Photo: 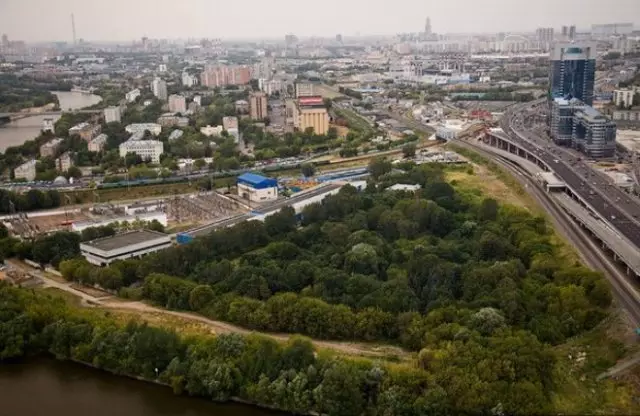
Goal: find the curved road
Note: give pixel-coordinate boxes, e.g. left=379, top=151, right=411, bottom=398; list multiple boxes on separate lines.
left=501, top=101, right=640, bottom=249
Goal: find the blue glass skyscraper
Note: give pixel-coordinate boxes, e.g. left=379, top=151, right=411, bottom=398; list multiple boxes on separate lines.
left=549, top=42, right=596, bottom=105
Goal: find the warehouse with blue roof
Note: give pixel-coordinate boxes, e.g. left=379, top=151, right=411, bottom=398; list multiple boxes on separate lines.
left=237, top=172, right=278, bottom=202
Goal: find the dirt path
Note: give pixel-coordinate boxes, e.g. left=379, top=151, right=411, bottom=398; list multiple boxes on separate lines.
left=14, top=261, right=408, bottom=360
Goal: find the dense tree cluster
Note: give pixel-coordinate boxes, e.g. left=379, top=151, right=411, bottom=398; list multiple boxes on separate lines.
left=0, top=74, right=71, bottom=112
left=59, top=164, right=610, bottom=355
left=0, top=188, right=61, bottom=213
left=0, top=283, right=557, bottom=414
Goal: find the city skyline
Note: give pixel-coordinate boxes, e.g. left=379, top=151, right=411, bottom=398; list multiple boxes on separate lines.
left=1, top=0, right=639, bottom=42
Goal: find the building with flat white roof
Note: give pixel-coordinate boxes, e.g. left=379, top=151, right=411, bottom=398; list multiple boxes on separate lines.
left=200, top=125, right=224, bottom=137
left=119, top=140, right=164, bottom=163
left=126, top=88, right=141, bottom=103
left=125, top=123, right=162, bottom=136
left=168, top=130, right=184, bottom=141
left=14, top=159, right=37, bottom=181
left=80, top=230, right=172, bottom=266
left=104, top=106, right=121, bottom=123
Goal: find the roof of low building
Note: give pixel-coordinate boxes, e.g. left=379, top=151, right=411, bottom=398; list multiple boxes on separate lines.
left=237, top=172, right=277, bottom=188
left=81, top=230, right=168, bottom=252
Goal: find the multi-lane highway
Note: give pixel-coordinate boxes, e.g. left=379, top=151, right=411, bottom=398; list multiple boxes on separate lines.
left=500, top=102, right=640, bottom=249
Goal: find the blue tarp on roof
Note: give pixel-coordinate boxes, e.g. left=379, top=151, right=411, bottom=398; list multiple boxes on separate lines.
left=237, top=173, right=277, bottom=189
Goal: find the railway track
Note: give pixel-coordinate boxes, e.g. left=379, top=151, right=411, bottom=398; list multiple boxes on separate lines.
left=458, top=140, right=640, bottom=325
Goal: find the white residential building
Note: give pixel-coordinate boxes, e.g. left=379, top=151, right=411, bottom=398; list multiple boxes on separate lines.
left=200, top=125, right=224, bottom=137
left=158, top=64, right=167, bottom=72
left=152, top=78, right=168, bottom=101
left=613, top=89, right=637, bottom=108
left=119, top=140, right=164, bottom=163
left=14, top=160, right=37, bottom=181
left=89, top=134, right=108, bottom=152
left=168, top=130, right=184, bottom=141
left=125, top=123, right=162, bottom=136
left=182, top=72, right=198, bottom=87
left=104, top=106, right=121, bottom=123
left=193, top=95, right=202, bottom=106
left=125, top=88, right=141, bottom=103
left=168, top=94, right=187, bottom=113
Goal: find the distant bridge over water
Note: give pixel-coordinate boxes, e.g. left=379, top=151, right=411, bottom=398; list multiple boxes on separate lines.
left=0, top=109, right=103, bottom=124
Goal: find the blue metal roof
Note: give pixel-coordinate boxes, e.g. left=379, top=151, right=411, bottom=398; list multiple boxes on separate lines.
left=237, top=173, right=277, bottom=189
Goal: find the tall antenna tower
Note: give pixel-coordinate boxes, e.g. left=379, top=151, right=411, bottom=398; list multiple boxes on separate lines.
left=71, top=13, right=77, bottom=44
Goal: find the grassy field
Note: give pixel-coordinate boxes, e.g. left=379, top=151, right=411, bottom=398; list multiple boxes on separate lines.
left=333, top=108, right=375, bottom=135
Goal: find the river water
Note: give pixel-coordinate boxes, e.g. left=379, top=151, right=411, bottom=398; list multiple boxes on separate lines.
left=0, top=359, right=281, bottom=416
left=0, top=91, right=102, bottom=152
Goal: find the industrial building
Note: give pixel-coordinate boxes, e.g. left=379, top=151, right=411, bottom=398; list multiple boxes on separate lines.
left=292, top=96, right=329, bottom=135
left=237, top=173, right=278, bottom=202
left=80, top=230, right=172, bottom=266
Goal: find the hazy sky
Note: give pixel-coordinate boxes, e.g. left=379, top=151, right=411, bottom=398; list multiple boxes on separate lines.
left=1, top=0, right=639, bottom=42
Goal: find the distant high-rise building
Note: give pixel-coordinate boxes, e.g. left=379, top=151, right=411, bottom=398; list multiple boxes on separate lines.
left=536, top=27, right=554, bottom=43
left=550, top=42, right=596, bottom=105
left=1, top=34, right=8, bottom=47
left=285, top=34, right=298, bottom=47
left=71, top=14, right=76, bottom=45
left=592, top=23, right=634, bottom=36
left=425, top=17, right=432, bottom=35
left=200, top=65, right=251, bottom=88
left=568, top=25, right=576, bottom=40
left=152, top=78, right=167, bottom=101
left=249, top=92, right=268, bottom=121
left=561, top=25, right=568, bottom=39
left=336, top=34, right=343, bottom=43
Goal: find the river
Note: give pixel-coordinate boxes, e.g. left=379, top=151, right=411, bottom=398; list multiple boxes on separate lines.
left=0, top=359, right=281, bottom=416
left=0, top=91, right=102, bottom=152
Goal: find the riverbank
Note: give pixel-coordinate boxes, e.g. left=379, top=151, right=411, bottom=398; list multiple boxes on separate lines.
left=0, top=358, right=282, bottom=416
left=0, top=91, right=101, bottom=151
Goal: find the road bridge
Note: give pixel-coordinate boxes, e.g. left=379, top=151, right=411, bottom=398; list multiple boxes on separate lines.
left=0, top=109, right=103, bottom=122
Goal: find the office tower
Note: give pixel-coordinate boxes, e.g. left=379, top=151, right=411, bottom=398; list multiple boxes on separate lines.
left=152, top=78, right=167, bottom=101
left=336, top=34, right=343, bottom=43
left=568, top=25, right=576, bottom=40
left=425, top=17, right=432, bottom=35
left=250, top=92, right=268, bottom=121
left=549, top=42, right=596, bottom=105
left=1, top=34, right=8, bottom=47
left=561, top=26, right=568, bottom=39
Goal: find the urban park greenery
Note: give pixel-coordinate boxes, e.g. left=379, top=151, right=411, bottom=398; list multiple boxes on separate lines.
left=5, top=162, right=616, bottom=414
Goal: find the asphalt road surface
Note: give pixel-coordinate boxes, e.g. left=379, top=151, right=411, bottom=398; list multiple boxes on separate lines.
left=500, top=102, right=640, bottom=249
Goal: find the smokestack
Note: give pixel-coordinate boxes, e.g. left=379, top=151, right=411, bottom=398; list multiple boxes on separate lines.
left=71, top=13, right=76, bottom=44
